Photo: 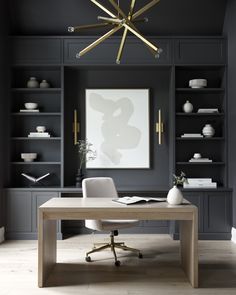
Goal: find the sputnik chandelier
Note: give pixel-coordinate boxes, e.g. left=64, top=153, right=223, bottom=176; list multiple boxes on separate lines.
left=68, top=0, right=162, bottom=64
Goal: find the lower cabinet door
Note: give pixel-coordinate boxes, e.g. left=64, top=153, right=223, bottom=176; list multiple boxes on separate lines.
left=203, top=192, right=232, bottom=233
left=183, top=192, right=204, bottom=233
left=32, top=192, right=59, bottom=232
left=6, top=191, right=31, bottom=232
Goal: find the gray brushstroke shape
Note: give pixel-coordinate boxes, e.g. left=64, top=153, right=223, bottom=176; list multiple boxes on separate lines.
left=89, top=93, right=141, bottom=165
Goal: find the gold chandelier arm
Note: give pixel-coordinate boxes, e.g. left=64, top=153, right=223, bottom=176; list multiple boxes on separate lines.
left=116, top=0, right=136, bottom=64
left=90, top=0, right=117, bottom=18
left=116, top=27, right=128, bottom=64
left=98, top=16, right=123, bottom=24
left=70, top=23, right=111, bottom=31
left=108, top=0, right=127, bottom=19
left=123, top=23, right=158, bottom=52
left=78, top=25, right=122, bottom=58
left=132, top=0, right=160, bottom=20
left=132, top=18, right=149, bottom=23
left=129, top=0, right=136, bottom=19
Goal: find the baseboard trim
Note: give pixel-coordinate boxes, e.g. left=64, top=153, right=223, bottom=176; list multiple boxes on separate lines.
left=231, top=227, right=236, bottom=243
left=0, top=227, right=5, bottom=243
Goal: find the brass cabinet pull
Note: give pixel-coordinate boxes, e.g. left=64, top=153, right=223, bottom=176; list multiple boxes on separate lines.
left=156, top=109, right=164, bottom=145
left=73, top=109, right=80, bottom=145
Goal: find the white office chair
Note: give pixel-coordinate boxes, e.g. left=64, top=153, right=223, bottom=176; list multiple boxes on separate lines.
left=82, top=177, right=142, bottom=266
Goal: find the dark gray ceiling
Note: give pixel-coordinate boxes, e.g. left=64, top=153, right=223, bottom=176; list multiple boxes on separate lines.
left=9, top=0, right=227, bottom=36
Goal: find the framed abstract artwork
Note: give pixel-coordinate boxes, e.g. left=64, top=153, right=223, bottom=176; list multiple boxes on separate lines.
left=85, top=89, right=150, bottom=169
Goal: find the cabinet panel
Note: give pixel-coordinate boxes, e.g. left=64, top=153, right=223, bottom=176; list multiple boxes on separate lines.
left=12, top=38, right=62, bottom=64
left=6, top=191, right=31, bottom=232
left=204, top=192, right=232, bottom=233
left=183, top=192, right=203, bottom=232
left=174, top=39, right=226, bottom=64
left=63, top=38, right=171, bottom=65
left=32, top=192, right=59, bottom=232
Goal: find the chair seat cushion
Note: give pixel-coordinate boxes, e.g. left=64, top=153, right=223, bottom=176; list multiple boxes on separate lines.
left=100, top=219, right=139, bottom=231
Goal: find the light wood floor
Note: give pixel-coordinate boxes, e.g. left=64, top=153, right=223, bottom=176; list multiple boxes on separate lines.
left=0, top=234, right=236, bottom=295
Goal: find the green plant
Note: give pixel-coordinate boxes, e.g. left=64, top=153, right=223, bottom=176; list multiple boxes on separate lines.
left=173, top=171, right=187, bottom=186
left=76, top=139, right=96, bottom=170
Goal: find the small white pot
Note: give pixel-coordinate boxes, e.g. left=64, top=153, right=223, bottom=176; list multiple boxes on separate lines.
left=167, top=185, right=183, bottom=205
left=183, top=100, right=193, bottom=113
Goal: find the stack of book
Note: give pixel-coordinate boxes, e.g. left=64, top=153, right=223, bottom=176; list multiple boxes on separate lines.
left=20, top=109, right=39, bottom=112
left=189, top=158, right=212, bottom=163
left=197, top=108, right=219, bottom=113
left=28, top=132, right=50, bottom=138
left=184, top=178, right=217, bottom=188
left=181, top=133, right=203, bottom=138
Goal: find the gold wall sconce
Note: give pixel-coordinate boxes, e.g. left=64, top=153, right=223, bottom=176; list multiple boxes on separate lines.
left=156, top=109, right=164, bottom=145
left=73, top=109, right=80, bottom=145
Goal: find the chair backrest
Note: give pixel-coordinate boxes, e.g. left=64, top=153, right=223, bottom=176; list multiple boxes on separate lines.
left=82, top=177, right=118, bottom=199
left=82, top=177, right=118, bottom=231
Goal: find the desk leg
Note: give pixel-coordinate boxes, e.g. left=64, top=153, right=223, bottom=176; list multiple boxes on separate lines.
left=179, top=214, right=198, bottom=288
left=38, top=210, right=57, bottom=288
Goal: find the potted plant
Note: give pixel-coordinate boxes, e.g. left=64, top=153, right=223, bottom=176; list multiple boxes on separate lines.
left=167, top=171, right=187, bottom=205
left=75, top=139, right=96, bottom=187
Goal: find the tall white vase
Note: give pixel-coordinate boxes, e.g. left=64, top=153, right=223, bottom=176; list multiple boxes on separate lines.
left=167, top=185, right=183, bottom=205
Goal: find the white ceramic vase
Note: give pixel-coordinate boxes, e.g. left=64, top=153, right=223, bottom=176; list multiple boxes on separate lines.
left=202, top=124, right=215, bottom=137
left=27, top=77, right=39, bottom=88
left=40, top=80, right=50, bottom=88
left=183, top=100, right=193, bottom=113
left=167, top=185, right=183, bottom=205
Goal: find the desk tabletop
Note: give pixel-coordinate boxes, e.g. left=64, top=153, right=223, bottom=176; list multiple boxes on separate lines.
left=39, top=197, right=197, bottom=213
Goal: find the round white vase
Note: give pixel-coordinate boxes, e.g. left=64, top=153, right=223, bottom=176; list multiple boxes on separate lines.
left=167, top=185, right=183, bottom=205
left=202, top=124, right=215, bottom=137
left=183, top=100, right=193, bottom=113
left=27, top=77, right=39, bottom=88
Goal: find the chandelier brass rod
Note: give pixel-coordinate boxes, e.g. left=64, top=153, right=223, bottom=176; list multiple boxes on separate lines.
left=90, top=0, right=117, bottom=18
left=73, top=23, right=111, bottom=31
left=129, top=0, right=136, bottom=19
left=98, top=16, right=123, bottom=24
left=108, top=0, right=127, bottom=19
left=132, top=0, right=160, bottom=20
left=123, top=23, right=158, bottom=52
left=78, top=25, right=122, bottom=57
left=126, top=20, right=159, bottom=57
left=116, top=0, right=136, bottom=64
left=116, top=27, right=128, bottom=64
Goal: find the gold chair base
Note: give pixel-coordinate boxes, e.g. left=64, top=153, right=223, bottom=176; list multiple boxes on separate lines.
left=85, top=231, right=142, bottom=266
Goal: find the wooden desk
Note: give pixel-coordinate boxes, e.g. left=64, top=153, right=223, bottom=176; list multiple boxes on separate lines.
left=38, top=198, right=198, bottom=288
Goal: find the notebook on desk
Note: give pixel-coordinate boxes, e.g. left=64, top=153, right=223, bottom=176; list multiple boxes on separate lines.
left=113, top=196, right=167, bottom=205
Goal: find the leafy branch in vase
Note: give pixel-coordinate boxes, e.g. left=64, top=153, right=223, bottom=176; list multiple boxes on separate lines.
left=76, top=139, right=96, bottom=170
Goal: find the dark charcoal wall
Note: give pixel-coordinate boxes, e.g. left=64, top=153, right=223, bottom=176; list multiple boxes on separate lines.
left=223, top=0, right=236, bottom=227
left=0, top=2, right=8, bottom=227
left=64, top=67, right=171, bottom=189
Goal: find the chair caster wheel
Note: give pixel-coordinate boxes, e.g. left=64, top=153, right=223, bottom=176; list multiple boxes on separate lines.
left=138, top=253, right=143, bottom=259
left=85, top=256, right=91, bottom=262
left=115, top=260, right=121, bottom=266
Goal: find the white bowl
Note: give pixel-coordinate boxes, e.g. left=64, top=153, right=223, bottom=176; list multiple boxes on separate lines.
left=193, top=153, right=202, bottom=159
left=24, top=102, right=38, bottom=110
left=36, top=126, right=46, bottom=133
left=21, top=153, right=37, bottom=162
left=189, top=79, right=207, bottom=88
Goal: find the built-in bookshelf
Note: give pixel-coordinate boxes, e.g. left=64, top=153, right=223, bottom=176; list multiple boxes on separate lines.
left=10, top=66, right=63, bottom=187
left=175, top=66, right=227, bottom=188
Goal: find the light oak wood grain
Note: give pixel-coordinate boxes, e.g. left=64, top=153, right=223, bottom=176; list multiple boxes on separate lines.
left=38, top=198, right=198, bottom=288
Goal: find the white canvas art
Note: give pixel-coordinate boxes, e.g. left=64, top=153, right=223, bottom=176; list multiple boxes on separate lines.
left=86, top=89, right=150, bottom=169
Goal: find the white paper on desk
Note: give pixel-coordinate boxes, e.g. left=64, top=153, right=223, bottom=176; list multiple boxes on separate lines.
left=113, top=196, right=167, bottom=205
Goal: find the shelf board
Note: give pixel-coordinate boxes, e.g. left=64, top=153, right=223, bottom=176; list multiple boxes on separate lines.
left=11, top=88, right=61, bottom=92
left=176, top=162, right=225, bottom=165
left=11, top=137, right=61, bottom=140
left=176, top=112, right=224, bottom=117
left=176, top=88, right=224, bottom=93
left=11, top=162, right=61, bottom=165
left=12, top=112, right=61, bottom=116
left=176, top=137, right=224, bottom=141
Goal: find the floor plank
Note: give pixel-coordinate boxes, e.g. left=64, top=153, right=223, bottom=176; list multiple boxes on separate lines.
left=0, top=234, right=236, bottom=294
